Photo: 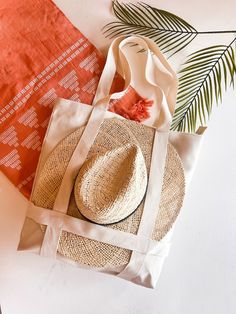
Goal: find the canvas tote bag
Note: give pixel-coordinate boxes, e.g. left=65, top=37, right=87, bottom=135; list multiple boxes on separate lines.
left=18, top=36, right=205, bottom=288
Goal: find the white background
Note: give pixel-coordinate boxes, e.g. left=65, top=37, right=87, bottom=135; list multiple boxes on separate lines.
left=0, top=1, right=236, bottom=313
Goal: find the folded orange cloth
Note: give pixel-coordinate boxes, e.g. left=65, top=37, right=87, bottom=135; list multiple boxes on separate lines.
left=0, top=0, right=147, bottom=198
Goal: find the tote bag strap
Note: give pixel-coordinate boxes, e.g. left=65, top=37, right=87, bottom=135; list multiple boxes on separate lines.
left=91, top=36, right=131, bottom=107
left=51, top=36, right=133, bottom=213
left=92, top=35, right=176, bottom=131
left=52, top=36, right=157, bottom=213
left=40, top=36, right=176, bottom=260
left=40, top=36, right=135, bottom=257
left=108, top=38, right=178, bottom=283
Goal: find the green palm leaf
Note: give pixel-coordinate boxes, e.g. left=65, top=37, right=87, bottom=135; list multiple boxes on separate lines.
left=103, top=1, right=198, bottom=56
left=171, top=41, right=236, bottom=132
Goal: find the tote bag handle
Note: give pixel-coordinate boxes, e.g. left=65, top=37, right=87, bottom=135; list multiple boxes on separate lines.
left=92, top=35, right=177, bottom=131
left=51, top=35, right=177, bottom=214
left=40, top=35, right=178, bottom=258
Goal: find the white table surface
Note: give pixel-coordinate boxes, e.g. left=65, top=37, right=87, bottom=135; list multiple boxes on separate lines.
left=1, top=1, right=236, bottom=313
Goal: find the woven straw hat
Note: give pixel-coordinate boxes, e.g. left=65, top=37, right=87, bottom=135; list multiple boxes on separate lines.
left=32, top=118, right=185, bottom=269
left=74, top=143, right=147, bottom=225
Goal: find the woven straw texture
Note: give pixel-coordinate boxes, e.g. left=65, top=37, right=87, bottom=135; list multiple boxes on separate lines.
left=32, top=118, right=185, bottom=269
left=74, top=143, right=147, bottom=224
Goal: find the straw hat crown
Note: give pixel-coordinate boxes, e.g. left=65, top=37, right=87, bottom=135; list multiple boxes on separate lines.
left=74, top=143, right=147, bottom=224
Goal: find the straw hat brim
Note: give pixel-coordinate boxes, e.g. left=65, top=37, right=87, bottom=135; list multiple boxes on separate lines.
left=32, top=118, right=185, bottom=269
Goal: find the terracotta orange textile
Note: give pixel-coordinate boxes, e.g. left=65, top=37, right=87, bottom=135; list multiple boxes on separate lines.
left=0, top=0, right=145, bottom=198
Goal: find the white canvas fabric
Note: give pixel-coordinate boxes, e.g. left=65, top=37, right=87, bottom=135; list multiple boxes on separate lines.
left=18, top=36, right=205, bottom=288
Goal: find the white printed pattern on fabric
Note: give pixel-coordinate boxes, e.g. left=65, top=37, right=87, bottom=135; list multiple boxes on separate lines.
left=20, top=130, right=41, bottom=151
left=0, top=126, right=19, bottom=147
left=0, top=149, right=21, bottom=170
left=18, top=107, right=39, bottom=128
left=0, top=36, right=103, bottom=191
left=79, top=51, right=100, bottom=73
left=37, top=88, right=58, bottom=108
left=17, top=172, right=36, bottom=190
left=82, top=76, right=99, bottom=94
left=0, top=38, right=87, bottom=124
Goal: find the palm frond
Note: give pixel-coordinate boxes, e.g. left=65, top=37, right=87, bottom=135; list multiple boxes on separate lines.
left=103, top=1, right=198, bottom=56
left=171, top=43, right=236, bottom=132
